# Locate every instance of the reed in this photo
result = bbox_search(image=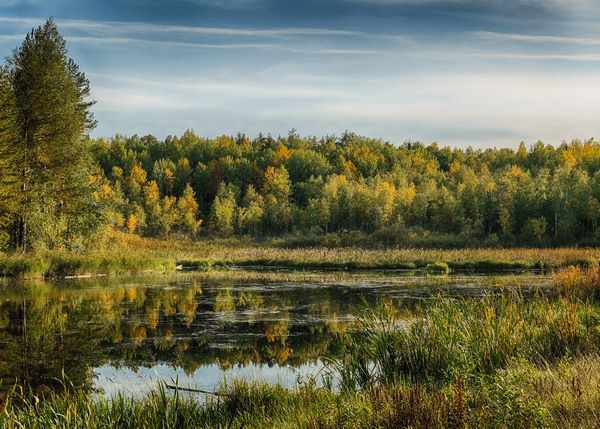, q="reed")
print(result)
[552,265,600,300]
[332,293,600,391]
[0,252,175,279]
[1,231,599,279]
